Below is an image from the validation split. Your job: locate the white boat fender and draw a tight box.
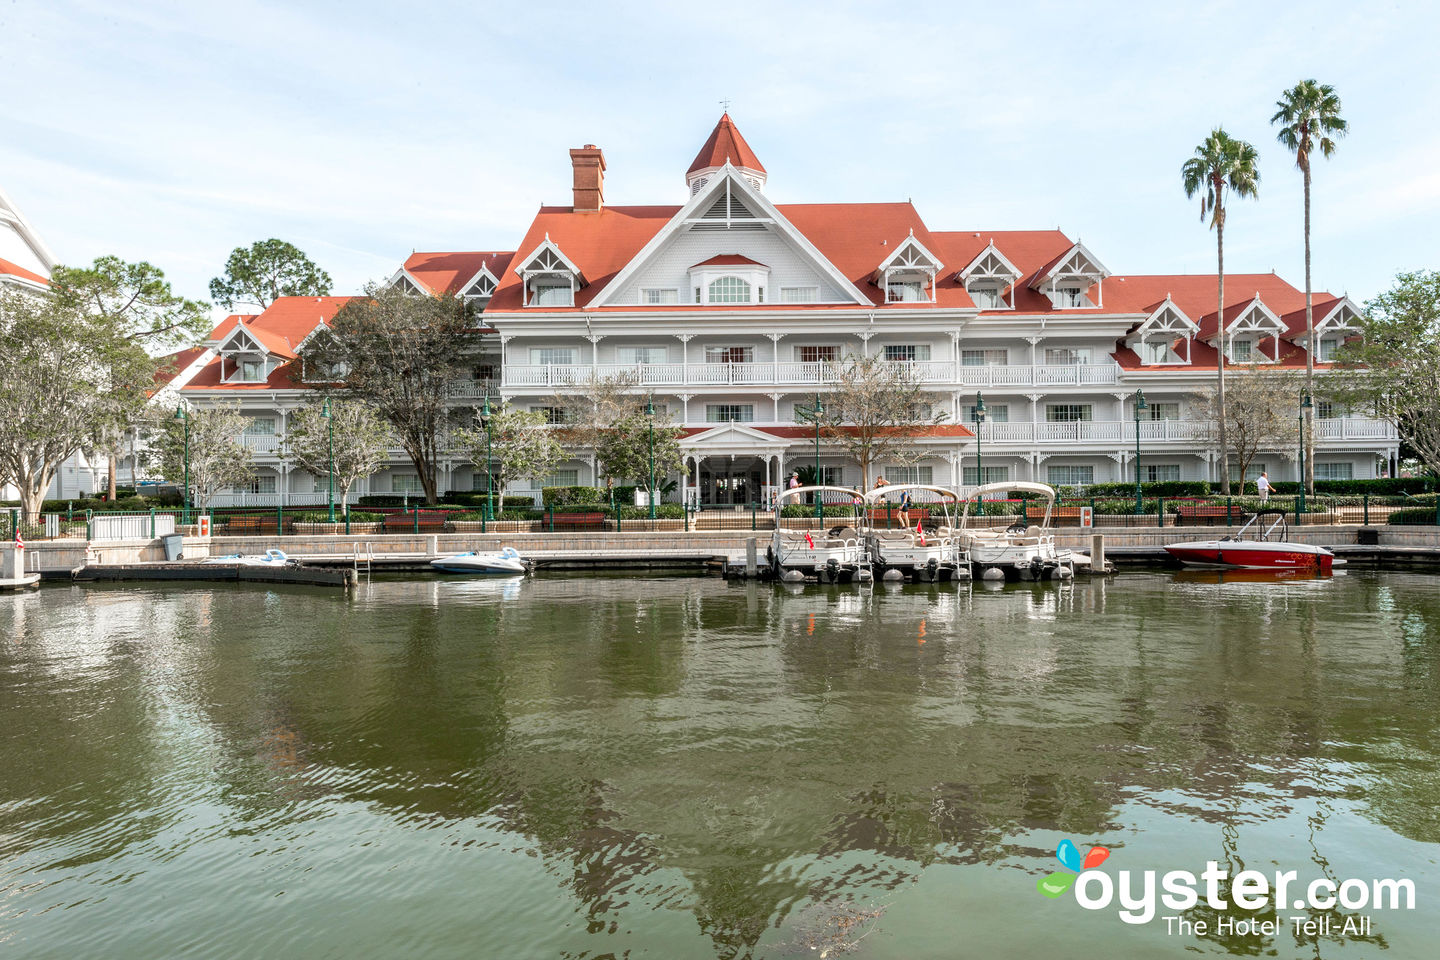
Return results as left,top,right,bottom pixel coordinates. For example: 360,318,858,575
982,566,1006,581
882,568,904,582
782,569,807,583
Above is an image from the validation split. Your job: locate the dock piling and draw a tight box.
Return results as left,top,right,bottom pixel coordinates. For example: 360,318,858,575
1091,533,1106,574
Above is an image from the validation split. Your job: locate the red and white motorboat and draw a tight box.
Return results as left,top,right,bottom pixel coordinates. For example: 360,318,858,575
1165,515,1342,573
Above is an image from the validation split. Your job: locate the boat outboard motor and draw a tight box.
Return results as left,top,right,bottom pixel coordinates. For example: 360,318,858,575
924,556,940,582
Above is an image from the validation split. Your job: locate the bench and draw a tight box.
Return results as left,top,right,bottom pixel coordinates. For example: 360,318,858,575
381,510,450,533
549,511,608,531
222,516,280,535
1173,503,1248,526
1025,505,1084,525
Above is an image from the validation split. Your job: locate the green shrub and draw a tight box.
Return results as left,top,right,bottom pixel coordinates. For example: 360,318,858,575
1080,480,1213,498
618,503,685,520
780,503,864,518
1387,507,1438,525
541,485,607,508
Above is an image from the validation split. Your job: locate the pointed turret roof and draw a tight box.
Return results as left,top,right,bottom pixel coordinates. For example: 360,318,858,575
687,113,766,175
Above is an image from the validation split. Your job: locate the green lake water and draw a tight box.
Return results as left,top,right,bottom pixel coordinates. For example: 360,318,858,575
2,571,1438,958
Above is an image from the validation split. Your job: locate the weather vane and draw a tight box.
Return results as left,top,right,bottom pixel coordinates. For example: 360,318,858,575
719,98,732,113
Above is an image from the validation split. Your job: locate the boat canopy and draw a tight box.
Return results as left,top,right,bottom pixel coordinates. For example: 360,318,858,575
775,485,861,508
862,483,960,505
964,481,1056,504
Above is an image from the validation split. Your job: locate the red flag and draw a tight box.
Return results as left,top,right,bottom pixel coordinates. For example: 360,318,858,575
14,530,24,551
804,531,814,550
916,518,925,547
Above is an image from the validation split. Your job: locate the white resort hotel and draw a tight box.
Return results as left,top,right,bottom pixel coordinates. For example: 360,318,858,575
5,116,1400,506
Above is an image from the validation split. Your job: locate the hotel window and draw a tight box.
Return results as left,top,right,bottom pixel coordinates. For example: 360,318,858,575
1054,285,1086,308
1318,337,1340,361
472,363,497,381
967,284,1005,309
963,466,1010,485
705,404,754,423
530,405,568,424
390,473,425,494
641,288,679,305
798,345,839,363
242,417,276,435
1315,462,1354,481
1230,339,1254,362
618,346,668,364
531,282,573,307
1044,347,1092,365
233,475,278,495
1315,400,1337,420
965,403,1008,422
961,349,1007,366
1143,464,1182,482
1148,403,1181,421
1046,404,1093,422
884,465,934,484
704,346,754,364
536,468,580,488
529,347,576,365
240,360,264,381
707,276,751,303
886,281,925,302
471,469,497,493
781,286,818,303
1047,465,1094,486
884,344,932,362
1141,341,1172,364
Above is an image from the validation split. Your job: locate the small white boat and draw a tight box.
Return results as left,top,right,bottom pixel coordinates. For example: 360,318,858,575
862,483,968,582
431,546,529,575
770,485,872,584
958,481,1079,581
201,548,294,567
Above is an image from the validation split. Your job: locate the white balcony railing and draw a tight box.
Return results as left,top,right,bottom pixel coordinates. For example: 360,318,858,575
1312,417,1396,440
956,363,1122,387
240,434,280,453
500,360,960,388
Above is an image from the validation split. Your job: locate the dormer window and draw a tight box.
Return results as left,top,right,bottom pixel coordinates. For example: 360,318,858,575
1055,285,1086,308
968,283,1005,309
1029,242,1110,310
958,240,1021,310
1141,341,1173,364
515,236,584,308
1216,295,1285,363
887,281,925,303
240,360,264,382
689,255,769,305
1318,337,1339,361
1130,298,1197,365
1230,339,1254,362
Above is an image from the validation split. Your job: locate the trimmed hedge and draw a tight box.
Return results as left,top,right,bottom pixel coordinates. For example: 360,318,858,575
1387,507,1438,525
541,485,608,508
292,510,382,523
619,503,685,520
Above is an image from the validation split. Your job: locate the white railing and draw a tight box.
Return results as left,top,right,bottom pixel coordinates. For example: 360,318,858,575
448,378,500,398
240,434,280,453
90,513,177,541
1312,417,1396,440
500,360,959,388
956,363,1121,387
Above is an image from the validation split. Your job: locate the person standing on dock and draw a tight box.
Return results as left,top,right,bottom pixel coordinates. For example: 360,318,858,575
1257,471,1271,504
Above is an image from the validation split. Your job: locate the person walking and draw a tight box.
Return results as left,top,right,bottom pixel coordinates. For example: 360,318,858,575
787,472,801,490
1257,471,1271,504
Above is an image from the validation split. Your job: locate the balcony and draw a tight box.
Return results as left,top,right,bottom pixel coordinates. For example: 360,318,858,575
240,434,280,453
956,363,1121,387
502,360,961,388
969,418,1395,445
1312,417,1396,440
448,378,500,398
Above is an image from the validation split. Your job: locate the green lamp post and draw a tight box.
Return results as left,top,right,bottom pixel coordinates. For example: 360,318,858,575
1132,389,1148,514
1298,391,1313,515
972,393,986,516
321,398,335,522
645,396,657,520
174,404,189,523
480,393,495,522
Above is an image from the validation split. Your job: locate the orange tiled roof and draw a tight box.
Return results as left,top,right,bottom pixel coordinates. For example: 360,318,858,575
687,113,766,175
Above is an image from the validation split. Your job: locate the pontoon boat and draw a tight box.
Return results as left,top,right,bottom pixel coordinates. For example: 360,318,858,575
862,483,969,582
770,485,872,584
958,481,1080,581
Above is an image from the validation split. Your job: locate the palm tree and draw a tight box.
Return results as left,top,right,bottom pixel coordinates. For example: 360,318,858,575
1183,129,1260,496
1272,81,1347,499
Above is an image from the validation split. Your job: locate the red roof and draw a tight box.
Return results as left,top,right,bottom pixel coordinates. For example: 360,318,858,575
152,346,207,391
184,296,355,391
0,257,48,286
403,251,515,296
687,113,766,175
929,230,1078,312
692,254,766,267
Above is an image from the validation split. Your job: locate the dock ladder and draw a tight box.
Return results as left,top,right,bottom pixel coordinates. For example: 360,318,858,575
353,541,374,579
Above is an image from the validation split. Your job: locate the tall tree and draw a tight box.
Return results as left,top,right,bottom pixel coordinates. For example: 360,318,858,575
0,288,154,518
1182,129,1261,495
1272,80,1347,499
458,405,565,511
50,256,212,498
145,404,256,507
281,399,393,509
209,239,333,310
305,283,471,504
1194,366,1301,490
1331,271,1440,477
593,411,686,501
814,353,948,490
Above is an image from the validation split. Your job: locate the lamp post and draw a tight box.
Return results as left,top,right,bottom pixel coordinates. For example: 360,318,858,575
1299,391,1313,515
174,404,189,523
321,398,335,522
972,393,986,516
795,393,825,520
1132,389,1147,514
480,393,494,522
645,397,657,520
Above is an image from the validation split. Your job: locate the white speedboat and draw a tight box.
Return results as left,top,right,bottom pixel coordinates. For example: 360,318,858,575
770,485,872,584
958,481,1078,581
431,546,529,575
201,548,294,567
862,483,968,582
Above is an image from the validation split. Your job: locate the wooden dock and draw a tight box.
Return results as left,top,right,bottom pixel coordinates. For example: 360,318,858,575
71,563,355,589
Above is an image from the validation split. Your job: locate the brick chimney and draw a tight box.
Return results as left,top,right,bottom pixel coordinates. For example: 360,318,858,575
569,144,606,213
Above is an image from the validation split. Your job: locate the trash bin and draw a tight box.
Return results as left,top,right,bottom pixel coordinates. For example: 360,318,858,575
161,533,185,561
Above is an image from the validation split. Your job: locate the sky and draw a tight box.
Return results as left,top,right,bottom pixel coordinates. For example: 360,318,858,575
2,0,1438,319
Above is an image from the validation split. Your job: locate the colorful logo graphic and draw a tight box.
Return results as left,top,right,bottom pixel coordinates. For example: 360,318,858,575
1037,839,1110,898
